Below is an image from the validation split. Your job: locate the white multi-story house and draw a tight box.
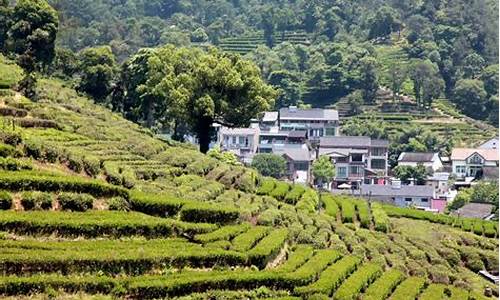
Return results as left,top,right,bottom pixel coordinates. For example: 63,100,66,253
318,136,389,188
479,137,499,149
397,152,443,173
451,148,499,179
219,127,260,164
276,106,339,140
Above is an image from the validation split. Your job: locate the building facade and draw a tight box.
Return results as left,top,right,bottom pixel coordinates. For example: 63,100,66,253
318,136,389,188
219,127,260,164
451,148,499,179
397,152,443,173
277,106,339,140
360,182,435,209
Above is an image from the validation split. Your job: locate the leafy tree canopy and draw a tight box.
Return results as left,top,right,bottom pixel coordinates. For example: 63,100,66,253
251,153,287,179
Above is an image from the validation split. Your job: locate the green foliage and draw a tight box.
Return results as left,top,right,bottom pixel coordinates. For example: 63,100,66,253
270,182,291,201
284,184,306,205
77,46,117,101
0,157,32,171
321,193,339,218
256,178,277,195
312,155,335,185
207,146,242,166
336,196,356,223
275,245,314,273
195,224,251,243
107,197,130,211
419,284,446,300
251,154,287,179
179,202,239,225
371,202,390,233
333,263,382,300
393,164,429,185
232,226,270,252
295,256,360,296
0,190,12,210
247,228,288,268
389,276,426,300
296,189,319,213
20,191,52,210
453,79,489,120
362,269,404,300
58,193,94,212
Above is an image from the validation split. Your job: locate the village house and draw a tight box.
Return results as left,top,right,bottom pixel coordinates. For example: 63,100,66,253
274,144,313,184
318,136,389,189
451,148,499,179
360,181,437,210
219,127,260,164
259,106,339,140
397,152,443,173
479,137,499,149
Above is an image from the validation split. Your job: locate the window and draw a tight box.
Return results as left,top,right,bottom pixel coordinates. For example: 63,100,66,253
337,167,347,178
294,162,309,171
239,137,245,145
351,154,363,162
455,165,466,174
325,127,336,136
336,157,349,163
350,165,362,176
421,198,428,202
371,147,386,156
405,198,412,202
232,136,237,144
371,159,386,170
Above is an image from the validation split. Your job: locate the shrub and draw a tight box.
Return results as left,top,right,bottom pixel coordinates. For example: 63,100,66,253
362,269,405,300
0,143,20,157
296,189,319,213
58,193,94,211
24,140,43,160
321,193,339,218
333,262,382,300
270,182,290,201
483,221,497,238
295,256,360,296
20,192,52,210
284,185,306,205
0,131,22,146
194,223,251,243
285,249,342,286
232,226,270,252
83,156,101,177
179,202,239,224
248,228,288,268
472,221,484,236
0,191,12,210
419,284,446,300
354,200,371,229
107,197,130,211
389,276,426,300
256,178,276,195
129,191,186,217
275,245,314,273
371,202,390,233
67,155,84,173
0,107,28,117
337,197,355,223
0,157,32,171
15,118,60,129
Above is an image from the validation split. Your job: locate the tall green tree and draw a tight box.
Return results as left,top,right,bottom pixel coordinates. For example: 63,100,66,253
452,79,488,120
0,0,11,52
393,164,429,185
77,46,117,102
389,64,407,102
409,59,444,109
6,0,58,72
368,6,401,39
251,153,286,179
358,57,379,104
312,155,335,186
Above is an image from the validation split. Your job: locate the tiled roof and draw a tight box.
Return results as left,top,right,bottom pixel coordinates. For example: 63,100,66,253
275,145,312,161
361,184,434,197
455,203,494,219
220,127,259,135
320,136,371,147
262,111,278,122
451,148,499,161
398,152,438,163
279,107,339,121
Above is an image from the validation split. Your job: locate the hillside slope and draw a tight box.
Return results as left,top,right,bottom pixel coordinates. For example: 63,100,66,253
0,58,497,299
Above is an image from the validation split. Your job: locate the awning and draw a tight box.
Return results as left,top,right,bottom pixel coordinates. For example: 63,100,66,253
338,183,352,189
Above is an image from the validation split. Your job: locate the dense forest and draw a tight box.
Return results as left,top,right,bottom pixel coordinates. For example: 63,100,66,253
0,0,498,144
41,0,499,123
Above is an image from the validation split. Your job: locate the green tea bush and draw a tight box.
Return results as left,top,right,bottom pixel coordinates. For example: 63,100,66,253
295,256,360,296
248,228,288,268
483,221,497,238
0,157,32,171
472,221,484,236
256,178,276,195
107,197,130,211
371,202,390,232
270,182,290,201
179,202,239,224
129,191,186,217
67,155,83,173
82,156,101,177
58,193,94,211
333,263,382,300
362,269,404,300
419,284,446,300
284,185,306,205
321,193,339,218
20,192,52,210
337,197,355,223
0,191,12,210
0,107,28,117
296,189,319,213
275,245,314,273
354,200,371,228
0,143,20,157
194,223,251,243
232,226,270,252
285,249,342,286
389,276,426,300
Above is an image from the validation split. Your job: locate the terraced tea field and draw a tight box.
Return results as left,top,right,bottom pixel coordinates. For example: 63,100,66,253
0,58,497,299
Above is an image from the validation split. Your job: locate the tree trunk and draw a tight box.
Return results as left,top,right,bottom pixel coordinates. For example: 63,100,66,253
145,99,154,128
197,117,212,154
